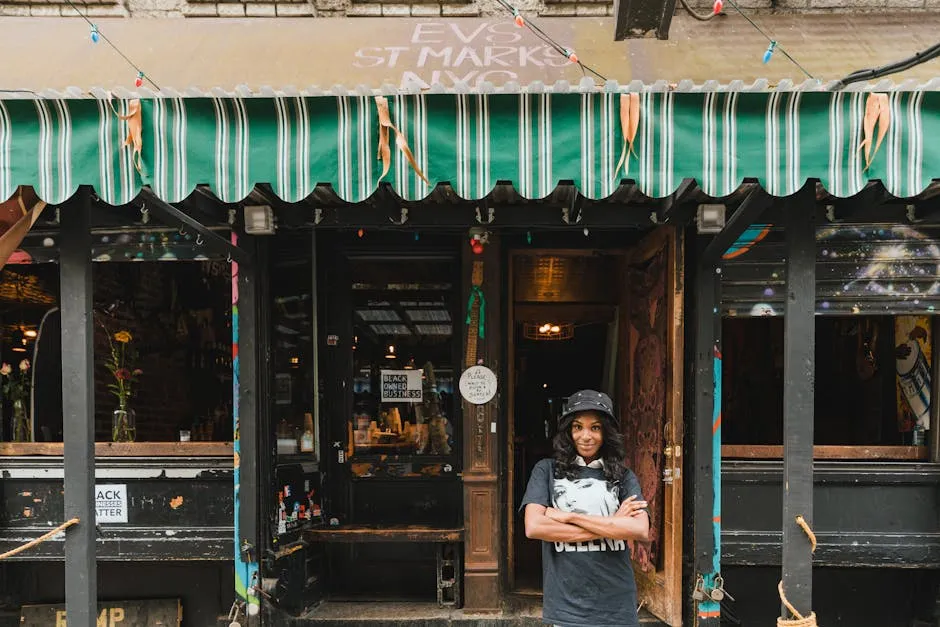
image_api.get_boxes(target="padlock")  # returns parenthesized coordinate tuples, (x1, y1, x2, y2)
(709, 586, 724, 601)
(692, 575, 707, 601)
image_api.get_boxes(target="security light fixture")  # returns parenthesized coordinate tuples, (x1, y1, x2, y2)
(613, 0, 677, 40)
(697, 204, 726, 234)
(243, 205, 275, 235)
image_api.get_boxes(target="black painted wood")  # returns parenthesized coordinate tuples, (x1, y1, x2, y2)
(701, 188, 772, 267)
(693, 242, 720, 627)
(781, 186, 816, 616)
(237, 234, 261, 626)
(60, 187, 97, 627)
(722, 461, 940, 567)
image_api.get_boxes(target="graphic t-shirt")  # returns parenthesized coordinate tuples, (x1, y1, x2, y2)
(520, 458, 646, 627)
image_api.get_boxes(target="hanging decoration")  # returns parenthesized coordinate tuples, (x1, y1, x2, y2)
(135, 71, 145, 88)
(109, 98, 144, 174)
(858, 93, 891, 171)
(374, 96, 429, 185)
(90, 24, 100, 43)
(763, 41, 777, 64)
(615, 93, 641, 180)
(469, 228, 489, 255)
(465, 285, 486, 340)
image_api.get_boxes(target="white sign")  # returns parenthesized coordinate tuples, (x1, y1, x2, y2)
(380, 369, 424, 403)
(95, 484, 128, 524)
(353, 21, 570, 90)
(459, 365, 497, 405)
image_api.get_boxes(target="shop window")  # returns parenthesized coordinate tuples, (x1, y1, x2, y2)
(0, 260, 232, 446)
(348, 256, 459, 462)
(722, 315, 934, 459)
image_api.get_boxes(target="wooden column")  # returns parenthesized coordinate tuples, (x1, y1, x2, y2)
(692, 249, 720, 627)
(61, 187, 96, 627)
(461, 234, 501, 611)
(781, 186, 816, 617)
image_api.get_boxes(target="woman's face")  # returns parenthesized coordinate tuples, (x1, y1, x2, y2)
(571, 412, 604, 463)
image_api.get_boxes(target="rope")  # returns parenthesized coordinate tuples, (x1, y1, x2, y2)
(795, 515, 817, 553)
(776, 581, 818, 627)
(0, 518, 79, 561)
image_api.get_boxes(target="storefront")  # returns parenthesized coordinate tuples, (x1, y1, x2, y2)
(0, 46, 938, 627)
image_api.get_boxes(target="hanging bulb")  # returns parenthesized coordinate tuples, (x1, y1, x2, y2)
(712, 0, 723, 13)
(135, 71, 144, 88)
(583, 227, 589, 237)
(565, 49, 579, 64)
(357, 228, 364, 238)
(763, 41, 777, 64)
(90, 24, 100, 44)
(513, 11, 524, 27)
(526, 231, 532, 245)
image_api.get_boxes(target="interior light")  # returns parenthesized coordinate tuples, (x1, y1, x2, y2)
(24, 329, 37, 339)
(11, 347, 26, 353)
(289, 356, 300, 366)
(550, 325, 560, 333)
(539, 323, 552, 334)
(385, 345, 396, 359)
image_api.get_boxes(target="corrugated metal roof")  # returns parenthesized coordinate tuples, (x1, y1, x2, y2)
(0, 14, 938, 98)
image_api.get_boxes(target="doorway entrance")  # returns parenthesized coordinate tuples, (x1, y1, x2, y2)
(506, 230, 685, 626)
(511, 318, 617, 591)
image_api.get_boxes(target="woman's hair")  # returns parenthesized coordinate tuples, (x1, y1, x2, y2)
(552, 410, 626, 486)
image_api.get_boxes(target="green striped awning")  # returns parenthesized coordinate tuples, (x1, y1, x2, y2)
(1, 90, 938, 205)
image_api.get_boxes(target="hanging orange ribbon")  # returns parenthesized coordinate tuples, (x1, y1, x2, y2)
(108, 97, 144, 174)
(614, 93, 640, 181)
(374, 96, 429, 185)
(0, 189, 47, 271)
(858, 92, 890, 171)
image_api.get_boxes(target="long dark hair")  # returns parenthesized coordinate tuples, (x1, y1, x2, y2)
(553, 411, 626, 486)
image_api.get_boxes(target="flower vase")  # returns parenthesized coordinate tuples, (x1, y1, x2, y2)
(112, 407, 136, 443)
(12, 399, 30, 442)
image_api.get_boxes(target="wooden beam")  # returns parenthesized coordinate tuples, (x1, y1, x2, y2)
(0, 442, 234, 457)
(701, 187, 773, 267)
(693, 237, 721, 627)
(781, 185, 816, 618)
(721, 445, 927, 461)
(138, 187, 249, 265)
(60, 186, 96, 627)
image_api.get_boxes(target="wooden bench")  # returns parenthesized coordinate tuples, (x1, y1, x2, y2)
(303, 525, 464, 606)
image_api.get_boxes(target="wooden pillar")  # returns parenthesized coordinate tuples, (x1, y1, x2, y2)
(692, 245, 720, 627)
(781, 186, 816, 617)
(461, 233, 501, 611)
(61, 186, 97, 627)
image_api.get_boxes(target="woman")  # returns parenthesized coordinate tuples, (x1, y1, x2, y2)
(520, 389, 649, 627)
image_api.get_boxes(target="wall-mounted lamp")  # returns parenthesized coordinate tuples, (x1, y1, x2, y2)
(244, 205, 275, 235)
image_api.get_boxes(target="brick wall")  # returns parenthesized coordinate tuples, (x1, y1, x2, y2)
(3, 0, 931, 18)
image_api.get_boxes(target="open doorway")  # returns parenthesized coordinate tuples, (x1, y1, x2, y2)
(506, 250, 624, 593)
(511, 318, 616, 591)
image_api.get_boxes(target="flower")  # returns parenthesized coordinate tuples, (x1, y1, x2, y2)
(18, 359, 30, 372)
(114, 368, 131, 381)
(114, 331, 132, 344)
(0, 363, 10, 376)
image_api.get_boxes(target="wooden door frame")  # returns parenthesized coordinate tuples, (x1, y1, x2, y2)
(621, 226, 684, 626)
(505, 247, 627, 593)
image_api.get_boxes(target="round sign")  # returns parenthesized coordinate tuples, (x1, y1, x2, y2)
(459, 365, 497, 405)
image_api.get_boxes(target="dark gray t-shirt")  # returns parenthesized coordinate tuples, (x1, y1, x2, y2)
(520, 458, 645, 627)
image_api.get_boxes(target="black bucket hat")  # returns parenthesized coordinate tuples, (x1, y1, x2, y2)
(561, 389, 618, 427)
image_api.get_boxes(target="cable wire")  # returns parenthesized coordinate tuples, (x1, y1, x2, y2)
(724, 0, 815, 80)
(678, 0, 721, 22)
(61, 0, 161, 91)
(836, 41, 940, 88)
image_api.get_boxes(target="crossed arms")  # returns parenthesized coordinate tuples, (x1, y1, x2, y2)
(524, 496, 650, 544)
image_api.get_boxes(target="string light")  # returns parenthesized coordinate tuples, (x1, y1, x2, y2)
(135, 71, 144, 88)
(712, 0, 723, 13)
(62, 0, 161, 90)
(763, 41, 777, 64)
(723, 0, 813, 79)
(494, 0, 607, 82)
(357, 228, 364, 238)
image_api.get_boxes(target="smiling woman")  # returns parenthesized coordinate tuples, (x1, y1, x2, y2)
(520, 389, 650, 627)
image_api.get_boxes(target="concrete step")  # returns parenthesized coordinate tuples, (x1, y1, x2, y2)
(289, 601, 668, 626)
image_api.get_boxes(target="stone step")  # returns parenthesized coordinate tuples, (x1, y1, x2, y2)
(289, 601, 668, 626)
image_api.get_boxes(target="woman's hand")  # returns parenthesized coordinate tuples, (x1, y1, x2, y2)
(545, 507, 573, 523)
(616, 495, 648, 518)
